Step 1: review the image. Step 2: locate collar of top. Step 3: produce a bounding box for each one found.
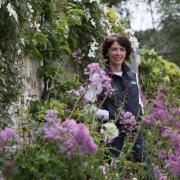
[104,63,131,77]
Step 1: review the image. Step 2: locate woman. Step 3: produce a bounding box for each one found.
[97,34,150,163]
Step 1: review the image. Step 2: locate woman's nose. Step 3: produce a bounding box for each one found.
[116,49,121,55]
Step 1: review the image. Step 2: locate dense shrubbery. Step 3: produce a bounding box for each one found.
[139,49,180,98]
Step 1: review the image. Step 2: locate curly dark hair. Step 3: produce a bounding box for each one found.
[102,34,132,60]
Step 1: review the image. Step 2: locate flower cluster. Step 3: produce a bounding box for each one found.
[67,86,85,96]
[84,63,112,102]
[88,38,99,58]
[153,166,168,180]
[44,109,59,121]
[144,87,172,125]
[118,111,137,134]
[0,128,19,152]
[100,122,119,143]
[160,128,180,176]
[43,110,98,159]
[71,49,85,62]
[7,3,18,22]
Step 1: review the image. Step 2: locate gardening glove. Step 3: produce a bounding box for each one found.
[92,106,109,122]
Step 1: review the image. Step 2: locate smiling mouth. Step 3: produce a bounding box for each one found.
[115,57,123,59]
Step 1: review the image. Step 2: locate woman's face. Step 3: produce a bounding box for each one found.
[107,41,126,66]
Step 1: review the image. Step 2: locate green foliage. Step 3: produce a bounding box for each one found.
[139,49,180,98]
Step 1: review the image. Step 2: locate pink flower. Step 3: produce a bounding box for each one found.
[0,128,19,151]
[84,63,112,102]
[118,111,137,133]
[153,166,168,180]
[99,164,109,175]
[166,153,180,176]
[45,109,59,122]
[43,113,98,158]
[71,49,85,62]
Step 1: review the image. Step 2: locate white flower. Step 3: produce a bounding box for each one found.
[74,0,82,2]
[27,3,34,13]
[20,38,25,46]
[7,3,18,22]
[85,8,91,20]
[100,122,119,143]
[100,4,109,15]
[100,16,112,34]
[88,50,95,58]
[90,0,100,4]
[0,0,5,8]
[132,178,137,180]
[17,49,22,55]
[34,21,41,32]
[84,83,102,102]
[90,19,96,27]
[125,29,135,36]
[88,38,98,58]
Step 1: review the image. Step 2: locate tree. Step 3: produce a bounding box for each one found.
[136,0,180,66]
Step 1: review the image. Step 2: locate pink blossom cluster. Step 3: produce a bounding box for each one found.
[119,111,137,133]
[44,109,59,121]
[84,63,112,97]
[67,86,85,96]
[0,128,19,152]
[153,166,168,180]
[71,49,85,62]
[160,128,180,176]
[144,87,172,125]
[43,110,98,159]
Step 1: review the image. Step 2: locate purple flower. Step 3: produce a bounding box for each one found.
[84,63,101,75]
[44,109,59,122]
[175,121,180,128]
[119,111,136,133]
[153,166,168,180]
[0,128,19,151]
[158,150,167,161]
[166,153,180,176]
[71,49,85,62]
[84,63,112,101]
[144,88,173,125]
[43,114,98,158]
